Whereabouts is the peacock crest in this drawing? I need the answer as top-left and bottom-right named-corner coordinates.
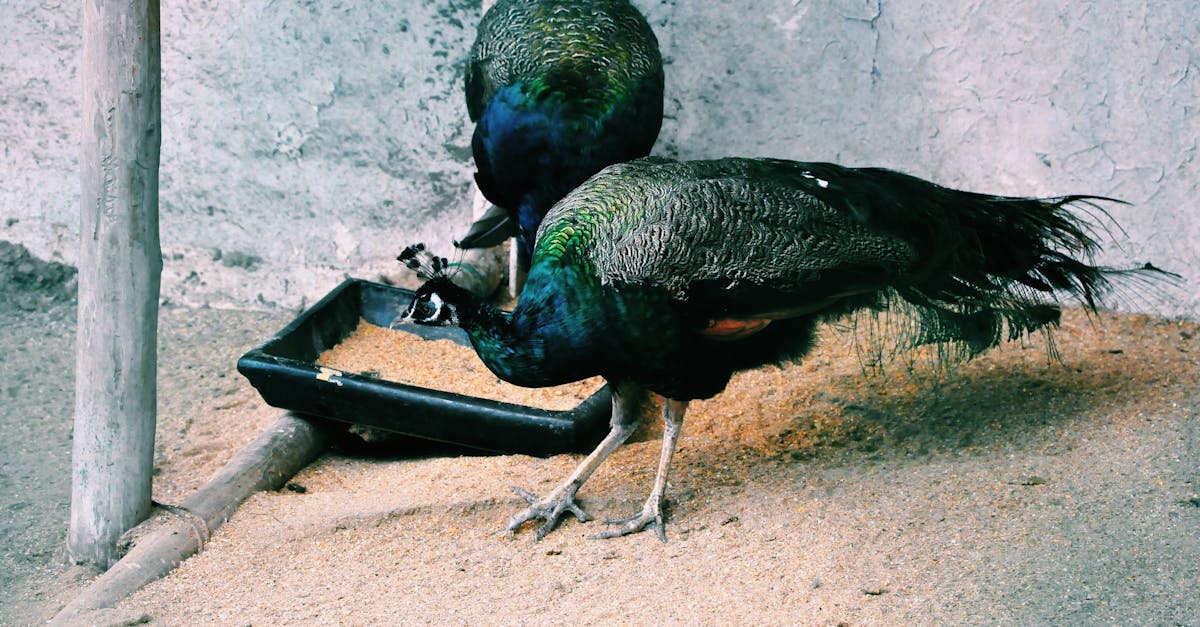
top-left (396, 243), bottom-right (451, 281)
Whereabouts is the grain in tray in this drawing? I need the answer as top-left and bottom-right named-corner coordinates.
top-left (316, 318), bottom-right (604, 411)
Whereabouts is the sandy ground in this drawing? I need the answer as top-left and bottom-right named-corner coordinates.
top-left (3, 273), bottom-right (1198, 624)
top-left (0, 268), bottom-right (290, 625)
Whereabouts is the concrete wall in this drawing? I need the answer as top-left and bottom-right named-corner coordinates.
top-left (2, 0), bottom-right (1196, 316)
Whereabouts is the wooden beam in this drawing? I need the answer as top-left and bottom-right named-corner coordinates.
top-left (51, 414), bottom-right (332, 624)
top-left (70, 0), bottom-right (162, 569)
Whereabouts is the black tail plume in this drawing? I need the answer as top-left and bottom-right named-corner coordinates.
top-left (832, 171), bottom-right (1179, 355)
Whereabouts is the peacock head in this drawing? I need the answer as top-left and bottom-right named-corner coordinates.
top-left (398, 277), bottom-right (470, 327)
top-left (391, 243), bottom-right (473, 328)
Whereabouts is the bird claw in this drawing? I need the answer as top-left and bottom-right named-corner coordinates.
top-left (504, 486), bottom-right (591, 541)
top-left (592, 499), bottom-right (669, 542)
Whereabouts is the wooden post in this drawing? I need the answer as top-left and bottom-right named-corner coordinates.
top-left (70, 0), bottom-right (162, 569)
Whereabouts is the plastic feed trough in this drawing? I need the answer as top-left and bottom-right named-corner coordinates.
top-left (237, 279), bottom-right (611, 456)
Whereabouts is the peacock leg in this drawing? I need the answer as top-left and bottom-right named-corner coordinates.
top-left (594, 398), bottom-right (687, 542)
top-left (505, 381), bottom-right (644, 540)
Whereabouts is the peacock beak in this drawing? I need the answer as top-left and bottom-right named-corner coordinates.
top-left (389, 301), bottom-right (419, 329)
top-left (388, 312), bottom-right (413, 329)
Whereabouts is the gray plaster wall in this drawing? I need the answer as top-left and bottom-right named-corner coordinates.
top-left (2, 0), bottom-right (1197, 316)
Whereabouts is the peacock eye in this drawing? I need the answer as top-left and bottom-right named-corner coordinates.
top-left (415, 296), bottom-right (440, 322)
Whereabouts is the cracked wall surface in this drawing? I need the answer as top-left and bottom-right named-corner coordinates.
top-left (2, 0), bottom-right (1196, 316)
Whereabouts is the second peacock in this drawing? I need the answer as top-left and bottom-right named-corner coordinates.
top-left (455, 0), bottom-right (665, 267)
top-left (399, 156), bottom-right (1171, 541)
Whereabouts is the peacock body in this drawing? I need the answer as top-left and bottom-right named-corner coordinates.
top-left (401, 156), bottom-right (1168, 540)
top-left (457, 0), bottom-right (664, 264)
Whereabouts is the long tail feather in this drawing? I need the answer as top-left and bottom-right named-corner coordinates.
top-left (830, 175), bottom-right (1180, 356)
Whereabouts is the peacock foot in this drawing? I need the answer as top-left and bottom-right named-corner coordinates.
top-left (505, 485), bottom-right (592, 541)
top-left (593, 497), bottom-right (669, 542)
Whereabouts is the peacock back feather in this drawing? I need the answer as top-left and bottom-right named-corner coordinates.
top-left (526, 157), bottom-right (1161, 393)
top-left (466, 0), bottom-right (662, 122)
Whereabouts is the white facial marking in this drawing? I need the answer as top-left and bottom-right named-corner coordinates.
top-left (426, 291), bottom-right (459, 325)
top-left (428, 291), bottom-right (445, 316)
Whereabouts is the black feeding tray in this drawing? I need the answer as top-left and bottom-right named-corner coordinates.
top-left (237, 278), bottom-right (611, 457)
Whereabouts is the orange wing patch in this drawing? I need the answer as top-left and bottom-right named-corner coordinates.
top-left (701, 318), bottom-right (772, 341)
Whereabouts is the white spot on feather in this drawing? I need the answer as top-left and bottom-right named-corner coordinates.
top-left (801, 171), bottom-right (830, 188)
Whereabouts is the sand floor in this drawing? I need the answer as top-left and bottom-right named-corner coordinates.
top-left (3, 295), bottom-right (1198, 625)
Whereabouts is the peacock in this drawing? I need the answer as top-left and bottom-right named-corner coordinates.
top-left (398, 156), bottom-right (1172, 541)
top-left (454, 0), bottom-right (664, 268)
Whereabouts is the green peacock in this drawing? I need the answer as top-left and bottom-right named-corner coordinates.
top-left (455, 0), bottom-right (664, 267)
top-left (399, 156), bottom-right (1173, 541)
